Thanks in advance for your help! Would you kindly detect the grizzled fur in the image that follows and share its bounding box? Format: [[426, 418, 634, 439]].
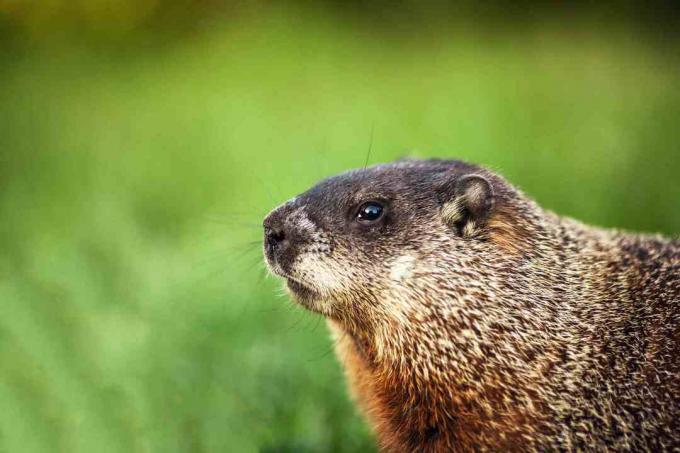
[[262, 159, 680, 452]]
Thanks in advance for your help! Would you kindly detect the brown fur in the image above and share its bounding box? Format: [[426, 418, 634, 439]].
[[263, 159, 680, 452]]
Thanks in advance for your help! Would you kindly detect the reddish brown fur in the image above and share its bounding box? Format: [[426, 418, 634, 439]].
[[264, 159, 680, 452]]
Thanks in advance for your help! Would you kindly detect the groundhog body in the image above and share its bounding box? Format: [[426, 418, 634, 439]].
[[263, 159, 680, 452]]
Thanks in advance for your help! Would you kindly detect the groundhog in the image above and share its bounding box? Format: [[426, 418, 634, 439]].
[[262, 158, 679, 452]]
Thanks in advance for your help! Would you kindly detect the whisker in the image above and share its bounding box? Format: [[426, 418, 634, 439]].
[[307, 326, 347, 362], [363, 121, 375, 170], [283, 307, 310, 334], [203, 218, 262, 230], [190, 242, 260, 270]]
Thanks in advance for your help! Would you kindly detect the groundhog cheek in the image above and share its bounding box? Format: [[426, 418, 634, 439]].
[[389, 255, 417, 281], [293, 253, 348, 292]]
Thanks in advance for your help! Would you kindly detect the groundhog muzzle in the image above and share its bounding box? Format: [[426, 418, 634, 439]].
[[263, 158, 680, 452]]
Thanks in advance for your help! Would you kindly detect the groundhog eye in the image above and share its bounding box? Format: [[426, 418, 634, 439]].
[[356, 202, 384, 222]]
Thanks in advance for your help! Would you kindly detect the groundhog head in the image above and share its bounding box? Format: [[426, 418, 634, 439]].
[[263, 159, 508, 319]]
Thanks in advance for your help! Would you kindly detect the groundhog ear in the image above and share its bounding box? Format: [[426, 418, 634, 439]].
[[438, 174, 494, 237]]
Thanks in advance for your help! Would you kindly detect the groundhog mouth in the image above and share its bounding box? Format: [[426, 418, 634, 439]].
[[285, 278, 320, 306], [263, 254, 321, 307]]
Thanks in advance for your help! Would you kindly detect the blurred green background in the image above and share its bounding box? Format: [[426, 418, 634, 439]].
[[0, 2, 679, 452]]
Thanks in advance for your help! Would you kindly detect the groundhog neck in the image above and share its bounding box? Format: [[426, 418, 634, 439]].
[[332, 249, 566, 449], [332, 212, 677, 451]]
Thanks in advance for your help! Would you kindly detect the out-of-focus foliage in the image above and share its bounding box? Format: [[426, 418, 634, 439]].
[[0, 0, 227, 42], [2, 0, 680, 44], [0, 3, 679, 452]]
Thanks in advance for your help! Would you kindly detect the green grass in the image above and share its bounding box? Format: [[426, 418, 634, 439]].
[[0, 9, 679, 452]]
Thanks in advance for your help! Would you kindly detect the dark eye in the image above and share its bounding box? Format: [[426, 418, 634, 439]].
[[356, 201, 384, 222]]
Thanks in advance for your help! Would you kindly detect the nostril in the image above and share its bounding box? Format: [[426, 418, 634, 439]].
[[265, 226, 285, 247]]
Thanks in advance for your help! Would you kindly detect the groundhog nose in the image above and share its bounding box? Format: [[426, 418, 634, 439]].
[[263, 209, 290, 256], [264, 225, 285, 248]]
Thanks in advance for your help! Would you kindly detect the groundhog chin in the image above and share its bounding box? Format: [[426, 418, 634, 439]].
[[285, 278, 328, 313]]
